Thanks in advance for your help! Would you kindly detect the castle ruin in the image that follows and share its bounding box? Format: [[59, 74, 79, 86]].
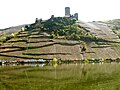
[[65, 7, 78, 20]]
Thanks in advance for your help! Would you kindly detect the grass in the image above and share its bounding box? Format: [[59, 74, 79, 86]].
[[0, 63, 120, 90]]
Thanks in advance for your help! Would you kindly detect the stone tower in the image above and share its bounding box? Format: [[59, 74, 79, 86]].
[[65, 7, 70, 17], [74, 13, 78, 20]]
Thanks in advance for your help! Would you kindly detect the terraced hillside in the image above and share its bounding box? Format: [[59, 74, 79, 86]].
[[0, 17, 120, 61], [78, 21, 120, 42], [0, 25, 25, 36], [0, 29, 82, 61], [0, 28, 120, 61]]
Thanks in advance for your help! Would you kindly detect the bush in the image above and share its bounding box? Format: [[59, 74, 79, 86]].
[[0, 35, 13, 43], [49, 57, 62, 66]]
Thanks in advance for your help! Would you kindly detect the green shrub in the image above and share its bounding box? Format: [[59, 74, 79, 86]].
[[84, 59, 89, 64], [0, 35, 13, 43]]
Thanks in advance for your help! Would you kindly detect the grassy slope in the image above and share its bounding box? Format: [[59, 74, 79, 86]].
[[0, 63, 120, 90]]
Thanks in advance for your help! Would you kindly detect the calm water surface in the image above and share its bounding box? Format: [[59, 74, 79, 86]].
[[0, 62, 120, 90]]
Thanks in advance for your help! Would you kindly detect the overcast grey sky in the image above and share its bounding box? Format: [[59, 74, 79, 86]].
[[0, 0, 120, 29]]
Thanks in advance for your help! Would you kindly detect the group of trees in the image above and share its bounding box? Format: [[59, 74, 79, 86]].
[[45, 17, 89, 40], [26, 16, 93, 40]]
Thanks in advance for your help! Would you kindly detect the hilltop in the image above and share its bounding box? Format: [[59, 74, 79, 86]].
[[0, 17, 120, 61]]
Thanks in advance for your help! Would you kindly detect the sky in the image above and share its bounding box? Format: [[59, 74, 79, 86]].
[[0, 0, 120, 29]]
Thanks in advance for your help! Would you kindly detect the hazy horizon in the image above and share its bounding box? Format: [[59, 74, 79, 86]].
[[0, 0, 120, 29]]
